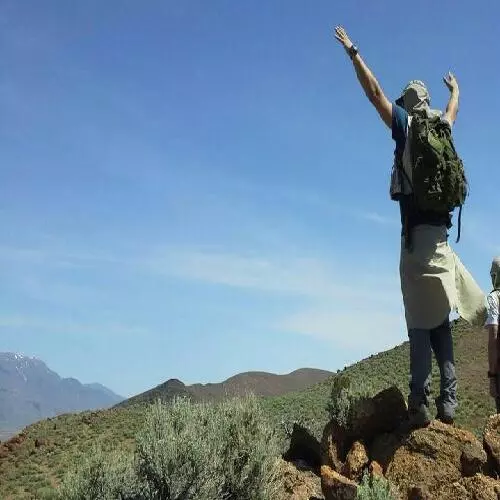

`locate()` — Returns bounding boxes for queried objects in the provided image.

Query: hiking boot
[408,405,431,428]
[398,405,431,434]
[436,414,454,426]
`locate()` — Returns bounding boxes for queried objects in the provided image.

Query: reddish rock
[321,386,406,472]
[277,459,323,500]
[341,440,369,481]
[381,420,486,498]
[408,484,432,500]
[321,465,357,500]
[368,460,384,478]
[484,414,500,475]
[321,420,349,472]
[438,474,500,499]
[462,441,488,477]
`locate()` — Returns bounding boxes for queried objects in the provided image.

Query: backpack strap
[456,205,462,243]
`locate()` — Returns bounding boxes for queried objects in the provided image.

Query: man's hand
[334,26,354,54]
[443,72,459,93]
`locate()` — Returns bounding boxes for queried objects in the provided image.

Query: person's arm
[334,26,392,129]
[443,72,460,125]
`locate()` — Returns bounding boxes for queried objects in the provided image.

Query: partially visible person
[486,256,500,412]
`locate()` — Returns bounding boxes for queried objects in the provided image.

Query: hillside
[0,353,123,440]
[121,368,334,407]
[265,319,494,438]
[0,320,494,499]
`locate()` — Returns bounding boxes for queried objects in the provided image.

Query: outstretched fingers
[334,25,346,42]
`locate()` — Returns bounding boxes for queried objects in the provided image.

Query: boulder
[438,474,500,499]
[321,420,348,471]
[341,440,369,481]
[407,484,432,500]
[321,465,357,500]
[462,441,488,477]
[370,432,401,474]
[277,458,323,500]
[378,420,487,498]
[484,414,500,475]
[321,386,406,472]
[350,387,407,440]
[284,423,321,472]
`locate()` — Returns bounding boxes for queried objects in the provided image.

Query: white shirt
[486,291,499,326]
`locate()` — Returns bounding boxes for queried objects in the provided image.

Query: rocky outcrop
[341,440,369,481]
[349,387,407,440]
[283,423,321,472]
[320,465,357,500]
[281,386,500,500]
[320,386,407,472]
[438,474,500,499]
[484,414,500,475]
[381,420,487,498]
[277,458,323,500]
[321,419,348,472]
[316,387,500,499]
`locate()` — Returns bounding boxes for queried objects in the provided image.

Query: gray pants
[408,318,457,419]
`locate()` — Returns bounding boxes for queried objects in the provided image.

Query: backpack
[408,114,468,240]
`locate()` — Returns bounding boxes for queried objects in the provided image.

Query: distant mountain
[120,368,334,407]
[0,353,123,439]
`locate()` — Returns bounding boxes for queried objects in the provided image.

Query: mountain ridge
[119,367,334,408]
[0,352,123,439]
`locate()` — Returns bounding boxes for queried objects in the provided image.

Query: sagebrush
[356,472,397,500]
[57,447,141,500]
[58,395,282,500]
[326,374,372,429]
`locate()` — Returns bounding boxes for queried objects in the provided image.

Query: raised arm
[335,26,392,129]
[443,72,459,125]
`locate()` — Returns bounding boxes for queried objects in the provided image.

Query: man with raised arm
[334,26,485,428]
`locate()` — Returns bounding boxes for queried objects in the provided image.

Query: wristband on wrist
[348,45,358,60]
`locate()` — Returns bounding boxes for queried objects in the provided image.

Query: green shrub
[58,395,281,500]
[35,486,58,499]
[215,395,281,500]
[136,395,281,500]
[57,447,142,500]
[135,397,220,499]
[326,375,372,429]
[357,472,397,500]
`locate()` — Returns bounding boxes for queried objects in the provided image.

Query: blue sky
[1,0,499,397]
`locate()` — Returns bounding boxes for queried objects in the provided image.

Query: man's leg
[408,328,432,427]
[430,318,457,423]
[497,339,500,413]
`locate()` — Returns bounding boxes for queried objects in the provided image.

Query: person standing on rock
[334,26,486,428]
[486,257,500,413]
